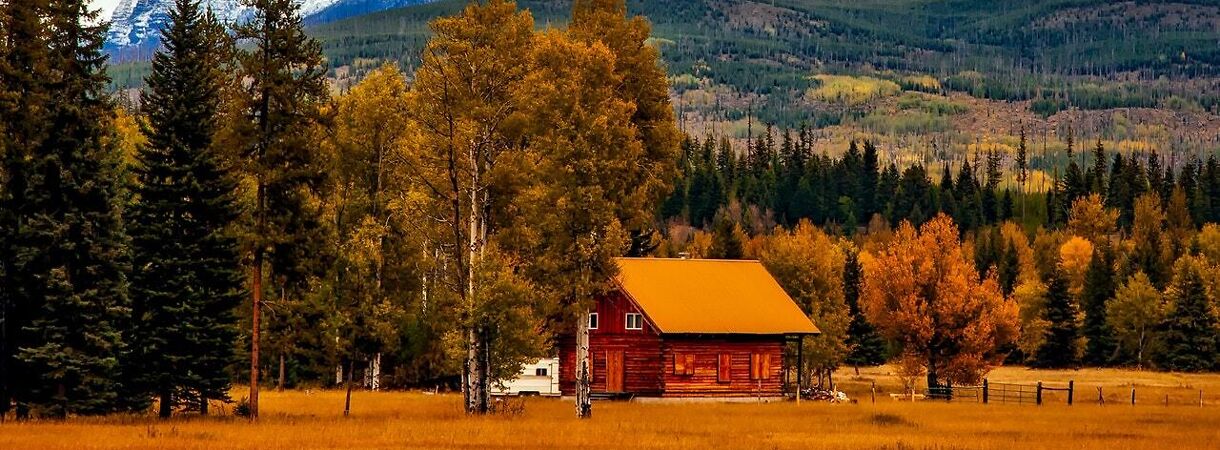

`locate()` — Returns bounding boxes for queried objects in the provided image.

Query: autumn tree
[230,0,329,418]
[545,0,680,418]
[861,214,1018,388]
[1066,194,1116,245]
[759,221,851,385]
[325,64,428,412]
[1107,272,1164,368]
[402,0,534,415]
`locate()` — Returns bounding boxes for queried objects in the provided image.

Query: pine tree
[1088,139,1107,194]
[231,0,329,419]
[1080,245,1116,365]
[127,0,242,418]
[843,250,886,368]
[998,240,1019,297]
[1158,263,1218,372]
[10,0,130,418]
[1033,267,1080,368]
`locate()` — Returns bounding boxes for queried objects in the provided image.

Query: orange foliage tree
[860,214,1019,388]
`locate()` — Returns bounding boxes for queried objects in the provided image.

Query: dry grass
[3,367,1220,449]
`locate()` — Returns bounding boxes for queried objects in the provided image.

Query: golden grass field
[3,366,1220,450]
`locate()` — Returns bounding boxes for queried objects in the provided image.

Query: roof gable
[613,258,820,335]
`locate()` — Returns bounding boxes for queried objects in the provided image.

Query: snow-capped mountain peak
[97,0,434,54]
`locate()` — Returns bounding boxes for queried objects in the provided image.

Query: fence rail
[924,379,1074,405]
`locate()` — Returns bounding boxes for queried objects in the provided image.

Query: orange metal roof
[613,258,820,335]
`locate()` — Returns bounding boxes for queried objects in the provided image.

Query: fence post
[982,379,989,405]
[871,381,876,404]
[1131,387,1136,405]
[1067,380,1074,406]
[1201,390,1205,407]
[1098,386,1104,405]
[1036,382,1043,406]
[1165,394,1169,407]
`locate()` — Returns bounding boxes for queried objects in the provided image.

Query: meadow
[3,366,1220,450]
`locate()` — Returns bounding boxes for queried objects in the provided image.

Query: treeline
[658,127,1220,375]
[2,0,679,419]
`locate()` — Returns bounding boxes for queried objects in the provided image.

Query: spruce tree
[843,250,886,368]
[1080,245,1116,365]
[127,0,242,418]
[10,0,130,418]
[0,0,54,418]
[1034,268,1080,368]
[1158,265,1218,372]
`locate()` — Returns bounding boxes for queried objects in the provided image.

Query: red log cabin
[558,258,820,399]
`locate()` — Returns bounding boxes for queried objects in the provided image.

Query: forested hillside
[108,0,1220,160]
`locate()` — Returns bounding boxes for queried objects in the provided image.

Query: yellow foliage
[807,74,901,106]
[1058,236,1094,296]
[904,74,941,91]
[1067,194,1117,244]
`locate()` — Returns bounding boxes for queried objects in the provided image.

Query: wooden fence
[925,380,1074,405]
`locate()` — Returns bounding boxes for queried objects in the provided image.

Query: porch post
[796,336,804,403]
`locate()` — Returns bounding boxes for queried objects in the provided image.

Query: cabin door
[606,350,625,392]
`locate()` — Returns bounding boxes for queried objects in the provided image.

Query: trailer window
[625,313,643,330]
[535,368,548,376]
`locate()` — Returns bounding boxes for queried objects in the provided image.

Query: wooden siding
[558,289,791,398]
[660,337,786,397]
[559,291,664,396]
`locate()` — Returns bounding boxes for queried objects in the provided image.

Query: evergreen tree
[953,159,980,231]
[1088,139,1107,194]
[997,239,1019,297]
[1080,245,1116,365]
[231,0,329,418]
[0,0,54,418]
[843,249,886,368]
[127,0,242,418]
[709,212,743,259]
[860,141,879,218]
[1157,263,1218,372]
[9,0,130,418]
[1033,267,1080,368]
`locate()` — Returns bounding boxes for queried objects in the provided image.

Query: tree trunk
[278,351,286,392]
[199,397,208,416]
[343,359,354,417]
[370,353,381,391]
[159,388,172,419]
[250,248,262,420]
[575,308,592,419]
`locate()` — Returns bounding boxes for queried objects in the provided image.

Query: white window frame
[625,313,643,330]
[588,312,599,330]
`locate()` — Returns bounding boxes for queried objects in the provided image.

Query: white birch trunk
[575,308,592,418]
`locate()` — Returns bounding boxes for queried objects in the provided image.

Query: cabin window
[625,313,643,330]
[717,353,732,383]
[535,368,548,377]
[749,353,772,381]
[672,353,695,376]
[588,313,599,330]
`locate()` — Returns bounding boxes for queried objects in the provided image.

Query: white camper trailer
[491,357,560,397]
